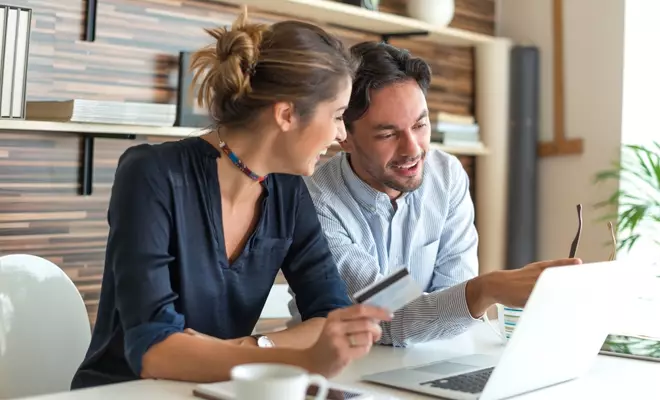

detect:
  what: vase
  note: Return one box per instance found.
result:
[406,0,455,28]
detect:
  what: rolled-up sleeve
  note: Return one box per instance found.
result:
[105,145,185,376]
[281,179,353,321]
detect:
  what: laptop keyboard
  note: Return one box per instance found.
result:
[420,367,495,394]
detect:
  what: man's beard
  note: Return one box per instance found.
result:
[383,151,425,192]
[383,174,423,193]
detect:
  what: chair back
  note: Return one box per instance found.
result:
[0,254,91,399]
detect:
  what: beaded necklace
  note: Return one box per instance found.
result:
[216,136,266,183]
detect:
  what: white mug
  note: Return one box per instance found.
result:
[230,363,329,400]
[483,304,524,343]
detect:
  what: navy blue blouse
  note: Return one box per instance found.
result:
[71,137,352,388]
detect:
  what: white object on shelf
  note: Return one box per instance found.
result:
[429,141,488,156]
[0,119,205,137]
[25,99,177,127]
[217,0,495,46]
[407,0,455,28]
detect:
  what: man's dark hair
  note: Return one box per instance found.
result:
[343,41,432,132]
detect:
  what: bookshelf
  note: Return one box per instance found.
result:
[0,120,488,156]
[429,142,488,156]
[0,120,204,137]
[216,0,496,46]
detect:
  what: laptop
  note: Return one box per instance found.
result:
[362,260,652,400]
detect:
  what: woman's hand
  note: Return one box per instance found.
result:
[304,304,392,378]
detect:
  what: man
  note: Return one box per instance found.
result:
[288,41,580,347]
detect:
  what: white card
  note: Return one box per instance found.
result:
[352,267,423,313]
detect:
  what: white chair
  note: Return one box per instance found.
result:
[0,254,91,399]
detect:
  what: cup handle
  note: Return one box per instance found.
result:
[307,374,329,400]
[482,311,506,343]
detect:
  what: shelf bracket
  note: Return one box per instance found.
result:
[380,31,429,43]
[84,0,98,42]
[79,133,136,196]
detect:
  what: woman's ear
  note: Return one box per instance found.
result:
[272,101,297,132]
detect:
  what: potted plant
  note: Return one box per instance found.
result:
[594,142,660,253]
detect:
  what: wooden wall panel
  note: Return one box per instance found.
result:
[19,0,494,116]
[1,0,493,326]
[0,132,179,324]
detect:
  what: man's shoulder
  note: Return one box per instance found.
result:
[304,153,346,204]
[425,148,465,174]
[423,148,467,188]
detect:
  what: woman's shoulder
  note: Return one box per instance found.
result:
[116,137,208,176]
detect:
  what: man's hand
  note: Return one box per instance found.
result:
[466,258,582,317]
[492,258,582,307]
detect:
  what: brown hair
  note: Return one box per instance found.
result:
[189,7,356,129]
[344,41,431,133]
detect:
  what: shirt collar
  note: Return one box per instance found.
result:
[339,153,409,211]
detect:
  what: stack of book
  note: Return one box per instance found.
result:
[0,5,31,119]
[25,99,177,127]
[431,112,483,149]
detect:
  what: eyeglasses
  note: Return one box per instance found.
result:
[569,204,617,261]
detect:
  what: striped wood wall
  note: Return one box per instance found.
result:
[0,0,494,326]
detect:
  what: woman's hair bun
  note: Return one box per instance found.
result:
[188,7,355,130]
[189,7,268,115]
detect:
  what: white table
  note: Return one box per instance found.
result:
[19,323,660,400]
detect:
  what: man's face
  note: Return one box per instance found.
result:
[342,79,431,200]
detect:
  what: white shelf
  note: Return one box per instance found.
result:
[0,119,205,137]
[218,0,497,46]
[430,142,488,156]
[327,141,487,156]
[0,120,488,156]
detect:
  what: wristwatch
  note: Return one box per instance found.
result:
[251,334,275,348]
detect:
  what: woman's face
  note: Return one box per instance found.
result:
[275,76,352,176]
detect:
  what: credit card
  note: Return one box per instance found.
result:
[352,267,423,313]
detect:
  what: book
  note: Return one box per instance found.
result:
[0,6,31,119]
[25,99,177,126]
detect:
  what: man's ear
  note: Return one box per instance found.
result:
[272,101,297,132]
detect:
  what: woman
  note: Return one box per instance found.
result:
[71,8,391,388]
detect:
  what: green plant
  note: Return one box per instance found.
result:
[594,142,660,252]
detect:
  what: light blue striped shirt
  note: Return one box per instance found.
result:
[289,149,480,347]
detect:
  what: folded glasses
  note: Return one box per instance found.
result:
[569,204,617,261]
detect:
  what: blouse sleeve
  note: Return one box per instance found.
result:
[105,145,185,376]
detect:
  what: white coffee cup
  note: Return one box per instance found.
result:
[483,304,524,343]
[230,363,329,400]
